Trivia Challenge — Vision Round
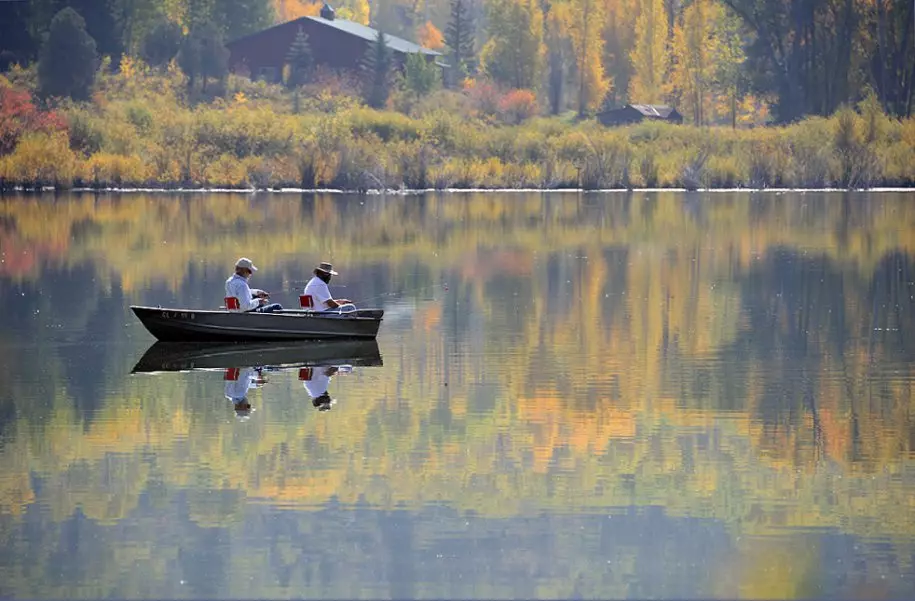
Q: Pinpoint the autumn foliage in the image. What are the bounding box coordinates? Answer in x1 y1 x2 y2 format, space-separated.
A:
0 83 67 156
416 21 445 50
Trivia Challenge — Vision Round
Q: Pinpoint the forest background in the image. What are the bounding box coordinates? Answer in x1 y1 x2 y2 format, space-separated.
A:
0 0 913 190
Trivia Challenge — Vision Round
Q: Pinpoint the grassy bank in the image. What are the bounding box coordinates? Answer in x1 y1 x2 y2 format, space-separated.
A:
1 64 914 191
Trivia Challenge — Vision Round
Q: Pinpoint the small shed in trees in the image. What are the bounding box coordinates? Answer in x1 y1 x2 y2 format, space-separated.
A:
597 104 684 126
226 3 442 83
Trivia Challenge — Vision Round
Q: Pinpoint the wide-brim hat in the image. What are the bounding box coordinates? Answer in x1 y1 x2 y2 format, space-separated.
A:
315 261 338 275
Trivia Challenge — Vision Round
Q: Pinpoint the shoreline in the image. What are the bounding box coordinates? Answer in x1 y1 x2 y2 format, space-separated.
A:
3 186 915 195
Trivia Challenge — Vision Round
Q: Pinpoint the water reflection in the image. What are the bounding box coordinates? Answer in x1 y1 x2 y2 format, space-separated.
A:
0 191 914 599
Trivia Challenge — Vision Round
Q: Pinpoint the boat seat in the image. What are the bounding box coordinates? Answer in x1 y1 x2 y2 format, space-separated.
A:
299 294 314 309
224 296 240 311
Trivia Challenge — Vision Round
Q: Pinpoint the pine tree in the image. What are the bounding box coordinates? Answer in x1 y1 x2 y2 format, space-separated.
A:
38 7 99 101
285 26 313 87
445 0 477 83
362 30 393 108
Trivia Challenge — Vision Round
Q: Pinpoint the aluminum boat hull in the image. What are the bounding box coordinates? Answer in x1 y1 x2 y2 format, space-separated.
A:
131 339 383 373
131 305 383 342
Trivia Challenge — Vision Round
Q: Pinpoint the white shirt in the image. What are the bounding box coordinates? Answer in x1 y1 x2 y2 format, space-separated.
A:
303 371 331 398
303 276 333 310
225 367 256 400
225 273 263 312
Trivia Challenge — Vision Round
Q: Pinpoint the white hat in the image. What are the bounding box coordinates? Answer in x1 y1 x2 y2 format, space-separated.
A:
235 257 258 272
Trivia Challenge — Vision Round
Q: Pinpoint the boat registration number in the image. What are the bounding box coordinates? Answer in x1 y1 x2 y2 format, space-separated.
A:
161 311 195 320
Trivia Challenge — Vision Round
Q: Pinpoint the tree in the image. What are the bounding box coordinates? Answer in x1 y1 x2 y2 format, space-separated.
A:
445 0 477 84
29 0 123 62
719 0 860 122
218 0 276 41
480 0 545 90
362 30 393 108
417 21 445 50
286 26 313 88
114 0 166 55
0 1 38 71
670 0 716 125
178 23 228 93
38 8 99 101
335 0 371 24
546 1 573 114
602 0 638 107
711 6 747 128
140 20 184 68
628 0 669 103
402 52 442 96
274 0 323 22
568 0 610 116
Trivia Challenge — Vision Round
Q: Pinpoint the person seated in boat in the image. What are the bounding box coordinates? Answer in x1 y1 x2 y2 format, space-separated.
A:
226 257 283 313
224 366 262 419
303 262 354 312
303 365 339 411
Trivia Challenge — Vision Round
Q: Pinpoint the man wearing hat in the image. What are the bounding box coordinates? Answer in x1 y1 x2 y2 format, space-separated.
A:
303 261 353 311
226 257 284 313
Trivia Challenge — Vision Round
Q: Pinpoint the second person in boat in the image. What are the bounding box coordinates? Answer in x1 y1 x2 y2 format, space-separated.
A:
303 261 355 312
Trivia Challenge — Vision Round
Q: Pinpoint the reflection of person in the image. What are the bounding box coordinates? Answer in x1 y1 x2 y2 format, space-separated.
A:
303 366 339 411
225 367 263 418
226 257 283 313
303 262 354 311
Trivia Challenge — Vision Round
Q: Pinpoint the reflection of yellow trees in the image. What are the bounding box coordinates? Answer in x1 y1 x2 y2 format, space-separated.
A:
0 192 914 551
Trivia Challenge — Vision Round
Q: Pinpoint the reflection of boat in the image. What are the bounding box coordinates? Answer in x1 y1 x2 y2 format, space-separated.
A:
130 305 383 342
131 339 383 373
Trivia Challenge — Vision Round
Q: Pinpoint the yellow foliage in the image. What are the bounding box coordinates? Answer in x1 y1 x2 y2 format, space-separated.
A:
2 132 78 187
83 152 149 186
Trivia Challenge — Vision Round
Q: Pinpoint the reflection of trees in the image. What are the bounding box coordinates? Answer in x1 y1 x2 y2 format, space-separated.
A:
0 191 914 595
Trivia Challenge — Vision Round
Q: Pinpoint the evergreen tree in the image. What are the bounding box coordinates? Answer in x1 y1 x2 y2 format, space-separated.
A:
141 20 184 68
445 0 476 83
285 26 313 88
403 52 442 96
362 30 393 109
29 0 123 61
38 7 99 101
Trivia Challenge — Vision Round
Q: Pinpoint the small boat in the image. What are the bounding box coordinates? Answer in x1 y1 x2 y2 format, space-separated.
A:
130 305 383 342
131 339 383 373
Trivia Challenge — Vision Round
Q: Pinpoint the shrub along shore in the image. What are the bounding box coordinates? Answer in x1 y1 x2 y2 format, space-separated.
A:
2 66 914 193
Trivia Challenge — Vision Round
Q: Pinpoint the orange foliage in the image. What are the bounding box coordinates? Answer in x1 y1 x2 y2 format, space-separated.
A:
498 88 539 124
416 21 445 50
273 0 322 22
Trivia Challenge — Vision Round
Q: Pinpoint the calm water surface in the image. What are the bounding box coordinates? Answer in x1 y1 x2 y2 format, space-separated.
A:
0 191 914 599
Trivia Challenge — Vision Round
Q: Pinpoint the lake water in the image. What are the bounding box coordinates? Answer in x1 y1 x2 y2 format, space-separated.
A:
0 191 914 599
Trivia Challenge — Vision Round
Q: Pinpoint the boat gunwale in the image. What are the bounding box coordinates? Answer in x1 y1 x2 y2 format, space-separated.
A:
130 305 383 322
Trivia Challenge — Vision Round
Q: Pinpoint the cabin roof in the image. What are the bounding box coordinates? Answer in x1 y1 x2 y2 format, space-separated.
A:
303 16 441 56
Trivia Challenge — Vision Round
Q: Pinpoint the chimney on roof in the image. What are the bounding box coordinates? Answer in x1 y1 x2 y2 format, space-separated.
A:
320 2 336 20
